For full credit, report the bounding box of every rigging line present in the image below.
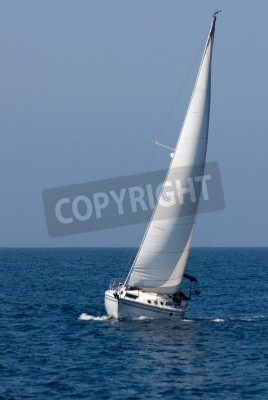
[119,221,142,280]
[120,245,138,282]
[119,31,208,278]
[125,31,213,287]
[119,137,159,278]
[156,32,209,143]
[118,147,157,278]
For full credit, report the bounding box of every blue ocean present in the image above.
[0,248,267,399]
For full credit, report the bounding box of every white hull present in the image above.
[105,290,188,320]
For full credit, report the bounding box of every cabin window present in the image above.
[154,301,158,305]
[160,301,164,305]
[125,293,138,299]
[147,300,151,304]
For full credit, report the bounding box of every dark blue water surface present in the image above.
[0,248,267,399]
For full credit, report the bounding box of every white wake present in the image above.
[78,313,109,321]
[211,318,225,323]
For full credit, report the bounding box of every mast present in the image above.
[125,14,218,294]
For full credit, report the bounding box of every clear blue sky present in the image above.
[0,0,267,247]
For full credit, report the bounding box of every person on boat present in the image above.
[173,290,190,304]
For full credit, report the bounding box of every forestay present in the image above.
[125,16,217,294]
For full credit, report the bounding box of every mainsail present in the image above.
[125,15,217,294]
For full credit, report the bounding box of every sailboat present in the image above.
[105,13,219,319]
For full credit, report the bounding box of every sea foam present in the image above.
[78,313,109,321]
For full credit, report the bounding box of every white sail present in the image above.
[125,16,217,295]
